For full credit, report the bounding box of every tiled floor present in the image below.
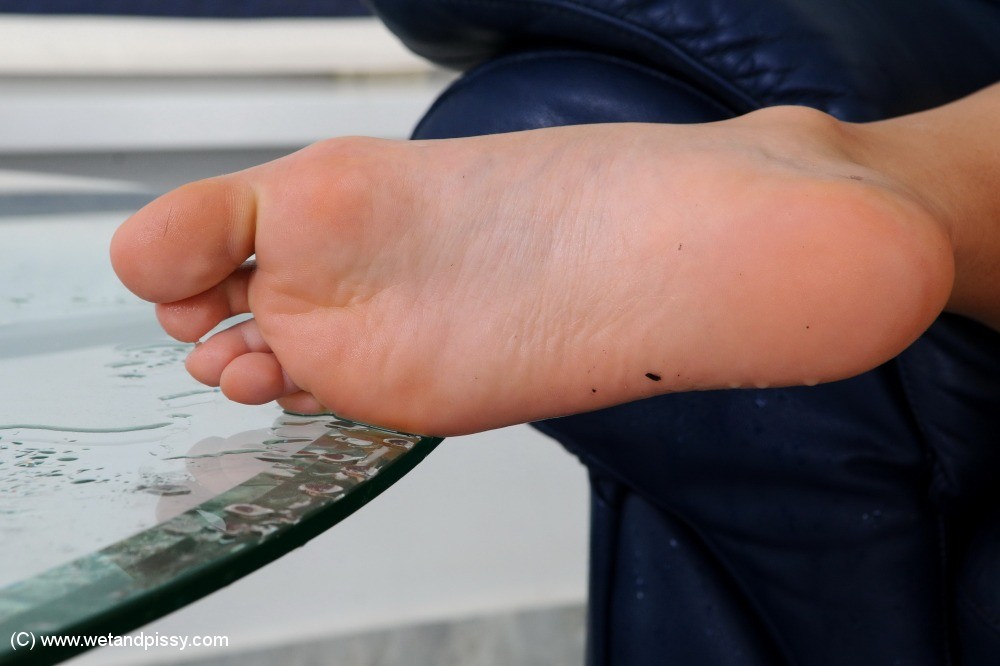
[182,605,586,666]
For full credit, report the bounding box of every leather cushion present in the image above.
[371,0,1000,120]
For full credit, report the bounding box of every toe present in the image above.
[220,352,299,405]
[156,264,254,342]
[185,318,270,387]
[111,176,257,304]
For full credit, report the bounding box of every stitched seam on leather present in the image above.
[527,423,620,665]
[893,354,958,507]
[413,48,738,138]
[589,471,621,666]
[534,425,797,664]
[958,588,1000,640]
[937,511,957,666]
[890,355,941,492]
[438,0,763,111]
[894,355,957,665]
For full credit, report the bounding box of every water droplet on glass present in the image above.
[256,453,295,463]
[318,452,362,463]
[339,437,374,447]
[299,482,344,497]
[224,504,274,518]
[141,483,191,496]
[263,438,311,446]
[266,467,296,478]
[343,465,376,481]
[196,509,227,532]
[163,514,205,535]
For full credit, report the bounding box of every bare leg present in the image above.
[848,81,1000,331]
[112,104,966,435]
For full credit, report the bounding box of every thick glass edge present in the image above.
[1,434,442,666]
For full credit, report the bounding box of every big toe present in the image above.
[111,177,257,304]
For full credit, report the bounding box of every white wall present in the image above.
[0,16,450,156]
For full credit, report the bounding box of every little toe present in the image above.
[111,176,257,304]
[156,264,254,342]
[220,352,299,405]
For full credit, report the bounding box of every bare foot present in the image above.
[111,107,953,436]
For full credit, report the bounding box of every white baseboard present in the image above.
[0,72,453,153]
[0,16,433,76]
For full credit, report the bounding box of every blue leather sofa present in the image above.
[368,1,1000,663]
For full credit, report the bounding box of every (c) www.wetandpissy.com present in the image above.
[9,630,230,652]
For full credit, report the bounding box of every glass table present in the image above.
[0,208,441,665]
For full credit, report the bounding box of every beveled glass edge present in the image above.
[0,422,441,666]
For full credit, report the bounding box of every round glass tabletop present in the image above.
[0,219,440,665]
[0,404,439,665]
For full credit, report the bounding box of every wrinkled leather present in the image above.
[385,0,1000,662]
[371,0,1000,119]
[414,50,733,137]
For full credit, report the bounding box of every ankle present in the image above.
[844,92,1000,330]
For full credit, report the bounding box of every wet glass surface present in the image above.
[0,212,440,664]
